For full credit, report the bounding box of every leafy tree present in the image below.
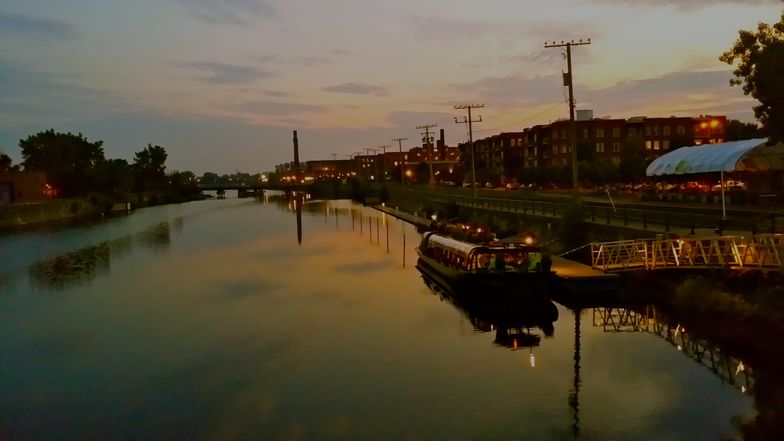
[0,153,18,172]
[415,162,430,184]
[725,119,763,141]
[199,172,220,185]
[619,134,647,182]
[92,159,133,195]
[19,129,105,196]
[133,144,168,191]
[720,12,784,144]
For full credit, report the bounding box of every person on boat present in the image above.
[494,254,506,271]
[488,254,496,270]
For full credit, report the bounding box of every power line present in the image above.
[392,137,408,183]
[454,104,484,200]
[545,38,591,193]
[416,124,437,184]
[473,99,568,134]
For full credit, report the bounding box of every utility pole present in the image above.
[364,147,378,180]
[392,137,408,184]
[454,104,484,200]
[545,38,591,194]
[416,124,437,184]
[377,145,390,182]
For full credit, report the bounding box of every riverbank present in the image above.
[0,191,210,230]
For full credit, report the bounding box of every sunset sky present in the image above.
[1,0,782,173]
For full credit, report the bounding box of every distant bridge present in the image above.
[591,234,784,272]
[197,183,312,192]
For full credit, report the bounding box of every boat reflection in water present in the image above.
[417,267,558,355]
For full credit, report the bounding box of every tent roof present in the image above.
[645,138,784,176]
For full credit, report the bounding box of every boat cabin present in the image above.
[420,232,547,273]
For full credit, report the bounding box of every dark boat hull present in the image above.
[415,253,551,299]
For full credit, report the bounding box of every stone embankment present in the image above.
[0,198,98,229]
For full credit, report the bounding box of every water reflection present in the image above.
[28,220,174,291]
[29,242,112,291]
[418,270,558,353]
[591,306,755,395]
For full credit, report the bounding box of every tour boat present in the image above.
[415,231,553,294]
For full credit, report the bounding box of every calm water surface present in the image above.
[0,195,755,440]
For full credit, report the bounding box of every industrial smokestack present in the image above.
[439,129,445,147]
[293,130,300,168]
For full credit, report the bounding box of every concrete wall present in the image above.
[0,198,98,229]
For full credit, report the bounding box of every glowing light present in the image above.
[710,120,719,128]
[529,351,536,368]
[525,236,534,245]
[700,122,708,129]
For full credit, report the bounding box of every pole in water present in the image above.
[386,218,390,253]
[402,228,406,267]
[376,217,380,245]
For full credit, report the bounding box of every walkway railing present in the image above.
[400,189,781,235]
[591,234,784,272]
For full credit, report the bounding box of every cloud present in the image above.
[174,0,274,25]
[322,82,389,96]
[185,62,271,84]
[450,74,567,108]
[232,100,326,116]
[0,13,77,40]
[0,58,128,129]
[585,0,781,11]
[409,16,598,42]
[257,54,333,67]
[581,69,750,115]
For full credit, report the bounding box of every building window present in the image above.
[663,140,670,150]
[645,140,652,150]
[561,144,567,154]
[562,158,568,165]
[517,138,523,146]
[561,130,567,139]
[653,126,660,136]
[613,141,621,152]
[596,128,605,138]
[612,128,621,138]
[583,128,589,139]
[663,126,671,136]
[676,125,685,135]
[645,126,652,137]
[611,156,620,165]
[596,142,605,153]
[653,140,660,150]
[553,145,558,154]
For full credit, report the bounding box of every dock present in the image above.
[551,255,620,293]
[376,204,621,293]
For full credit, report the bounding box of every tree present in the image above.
[720,12,784,144]
[19,129,105,196]
[133,144,168,191]
[0,153,17,172]
[725,119,763,141]
[92,158,133,195]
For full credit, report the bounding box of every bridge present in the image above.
[591,234,784,272]
[592,306,754,395]
[197,183,312,192]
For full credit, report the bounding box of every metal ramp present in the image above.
[591,234,784,272]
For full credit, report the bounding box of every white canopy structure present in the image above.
[645,138,784,218]
[645,138,784,176]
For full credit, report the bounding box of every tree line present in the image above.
[0,129,199,199]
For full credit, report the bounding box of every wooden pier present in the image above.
[550,255,620,293]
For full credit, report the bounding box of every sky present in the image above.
[1,0,782,174]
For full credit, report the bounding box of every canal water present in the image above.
[0,194,756,440]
